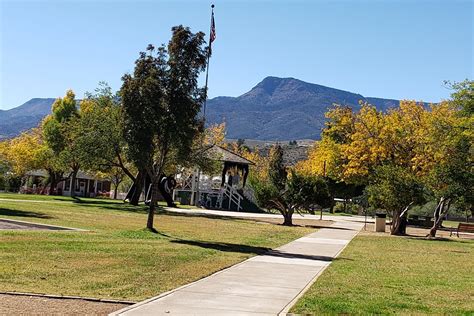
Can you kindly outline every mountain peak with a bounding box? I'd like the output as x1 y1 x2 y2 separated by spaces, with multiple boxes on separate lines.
206 76 401 140
1 77 403 141
252 76 302 95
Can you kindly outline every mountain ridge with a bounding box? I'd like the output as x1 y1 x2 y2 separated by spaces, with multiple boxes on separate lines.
204 76 401 140
1 77 408 140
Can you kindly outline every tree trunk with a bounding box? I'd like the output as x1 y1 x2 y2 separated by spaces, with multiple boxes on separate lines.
428 197 450 238
113 186 118 199
282 211 293 226
130 170 145 206
146 182 159 231
48 171 58 195
48 176 56 196
70 169 78 198
329 197 335 214
391 209 408 235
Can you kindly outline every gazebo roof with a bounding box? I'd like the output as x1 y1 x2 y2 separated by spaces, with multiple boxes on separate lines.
205 145 255 165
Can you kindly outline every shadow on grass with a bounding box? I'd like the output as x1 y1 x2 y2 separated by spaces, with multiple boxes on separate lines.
299 224 353 231
68 197 123 205
95 204 149 214
0 207 53 219
406 236 473 243
170 239 353 262
171 239 270 255
158 210 248 222
54 197 150 214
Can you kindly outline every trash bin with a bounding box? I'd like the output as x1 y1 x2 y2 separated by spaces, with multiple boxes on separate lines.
375 212 386 232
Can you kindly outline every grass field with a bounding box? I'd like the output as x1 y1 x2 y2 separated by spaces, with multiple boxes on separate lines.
291 232 474 315
0 193 313 301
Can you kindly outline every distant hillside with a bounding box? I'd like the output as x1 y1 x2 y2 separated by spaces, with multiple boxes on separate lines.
206 76 400 140
0 98 55 138
0 77 404 140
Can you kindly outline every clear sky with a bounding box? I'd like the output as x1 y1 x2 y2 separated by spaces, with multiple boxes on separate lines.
0 0 472 109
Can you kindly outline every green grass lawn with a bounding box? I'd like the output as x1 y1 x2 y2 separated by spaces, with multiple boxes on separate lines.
291 233 474 315
0 193 313 301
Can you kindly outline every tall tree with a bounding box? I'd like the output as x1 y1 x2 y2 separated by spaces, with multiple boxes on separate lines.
120 26 207 230
1 128 48 176
367 164 425 235
252 145 331 225
71 83 137 193
42 90 79 195
424 81 473 237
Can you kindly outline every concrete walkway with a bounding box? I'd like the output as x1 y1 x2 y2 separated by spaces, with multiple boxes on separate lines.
112 219 364 316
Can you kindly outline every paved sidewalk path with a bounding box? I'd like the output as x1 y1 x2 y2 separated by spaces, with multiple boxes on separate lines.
112 220 364 316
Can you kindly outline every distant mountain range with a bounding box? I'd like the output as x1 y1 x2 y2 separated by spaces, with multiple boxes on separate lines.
206 77 400 140
0 98 56 139
0 76 403 140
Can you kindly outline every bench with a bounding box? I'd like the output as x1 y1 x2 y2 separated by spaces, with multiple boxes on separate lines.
450 223 474 237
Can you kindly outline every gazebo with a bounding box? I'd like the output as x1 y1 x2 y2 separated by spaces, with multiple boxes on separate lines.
172 145 256 211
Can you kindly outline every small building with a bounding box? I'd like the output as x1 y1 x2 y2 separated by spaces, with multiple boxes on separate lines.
23 170 111 198
173 145 260 212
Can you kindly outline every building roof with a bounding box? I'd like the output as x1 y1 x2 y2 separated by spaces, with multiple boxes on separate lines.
205 145 255 165
26 170 108 181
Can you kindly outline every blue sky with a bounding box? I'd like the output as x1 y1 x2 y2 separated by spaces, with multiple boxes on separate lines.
0 0 472 109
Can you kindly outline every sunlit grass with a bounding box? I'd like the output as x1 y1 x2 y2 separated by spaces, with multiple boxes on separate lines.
291 233 474 314
0 193 313 300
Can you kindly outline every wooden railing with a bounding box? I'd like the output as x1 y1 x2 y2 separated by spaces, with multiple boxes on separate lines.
219 183 243 211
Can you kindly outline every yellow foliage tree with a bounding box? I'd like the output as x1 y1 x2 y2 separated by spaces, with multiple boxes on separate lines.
2 128 49 176
204 122 226 146
295 137 343 179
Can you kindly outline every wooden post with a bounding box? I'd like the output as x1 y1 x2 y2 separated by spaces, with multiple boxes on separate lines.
69 177 74 196
195 168 201 206
190 170 196 206
86 179 90 198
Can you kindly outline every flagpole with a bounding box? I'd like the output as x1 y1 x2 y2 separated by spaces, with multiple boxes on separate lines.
203 4 214 124
196 4 214 207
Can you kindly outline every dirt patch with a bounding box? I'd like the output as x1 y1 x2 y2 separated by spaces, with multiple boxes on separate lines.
0 294 130 315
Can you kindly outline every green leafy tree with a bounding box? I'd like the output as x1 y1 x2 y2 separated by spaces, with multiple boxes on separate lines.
425 136 473 237
367 164 425 235
120 26 207 230
42 90 79 195
269 145 287 191
252 145 331 225
423 81 473 237
71 83 137 192
446 79 473 116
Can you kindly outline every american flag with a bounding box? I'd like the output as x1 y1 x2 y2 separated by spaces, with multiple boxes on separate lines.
210 11 216 44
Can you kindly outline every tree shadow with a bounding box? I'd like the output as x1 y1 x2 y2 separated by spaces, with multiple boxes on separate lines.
405 236 473 243
95 204 149 214
301 224 353 231
171 239 270 255
57 198 150 214
69 197 124 206
0 207 53 219
158 210 248 222
266 249 337 262
170 239 353 262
